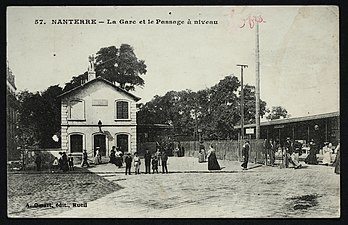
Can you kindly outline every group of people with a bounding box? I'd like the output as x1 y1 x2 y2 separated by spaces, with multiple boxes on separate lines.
51 152 74 172
109 146 169 175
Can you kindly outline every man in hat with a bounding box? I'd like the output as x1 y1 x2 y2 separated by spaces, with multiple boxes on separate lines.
144 149 152 174
241 140 250 170
81 150 90 167
124 152 132 175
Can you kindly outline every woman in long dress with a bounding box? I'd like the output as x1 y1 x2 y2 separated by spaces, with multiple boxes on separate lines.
322 142 332 165
115 148 123 168
207 145 221 170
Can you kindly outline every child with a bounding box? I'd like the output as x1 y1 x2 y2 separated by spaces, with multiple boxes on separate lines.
152 156 159 174
68 154 74 171
52 157 59 173
133 152 141 175
124 152 132 175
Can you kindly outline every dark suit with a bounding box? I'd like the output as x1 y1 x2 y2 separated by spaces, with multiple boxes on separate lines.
144 152 151 174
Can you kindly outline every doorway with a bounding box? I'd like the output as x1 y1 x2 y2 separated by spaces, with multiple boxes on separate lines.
94 134 106 156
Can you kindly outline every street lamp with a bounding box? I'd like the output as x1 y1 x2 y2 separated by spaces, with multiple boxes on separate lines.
98 120 103 133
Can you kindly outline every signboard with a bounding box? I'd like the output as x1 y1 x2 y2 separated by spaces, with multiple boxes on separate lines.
92 99 108 106
245 128 254 134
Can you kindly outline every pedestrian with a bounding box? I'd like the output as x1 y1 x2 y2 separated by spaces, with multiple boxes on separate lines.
52 157 59 173
207 145 221 170
35 153 42 171
61 152 69 172
241 140 250 170
199 141 206 162
161 151 169 173
284 137 293 168
269 139 275 166
305 139 318 165
115 147 123 168
133 152 141 174
198 149 205 163
124 152 132 175
152 156 159 174
58 152 63 170
155 148 162 166
144 149 152 174
94 147 100 165
81 150 90 167
68 154 74 171
333 144 340 174
109 146 116 164
322 142 332 165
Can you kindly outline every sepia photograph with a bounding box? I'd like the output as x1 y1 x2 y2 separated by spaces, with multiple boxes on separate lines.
6 6 340 218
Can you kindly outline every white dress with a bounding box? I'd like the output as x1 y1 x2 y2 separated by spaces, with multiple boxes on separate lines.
322 146 332 165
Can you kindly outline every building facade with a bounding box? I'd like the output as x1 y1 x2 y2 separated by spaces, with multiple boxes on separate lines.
7 61 19 160
59 68 140 160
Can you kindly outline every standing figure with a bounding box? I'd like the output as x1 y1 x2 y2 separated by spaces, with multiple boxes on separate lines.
109 146 116 165
161 151 169 173
241 140 250 170
94 147 100 165
152 156 159 174
115 147 123 168
198 149 205 163
284 137 293 168
58 152 63 170
35 153 42 171
68 154 74 171
133 152 141 174
269 139 275 166
144 149 152 174
61 152 69 172
207 145 221 170
322 142 332 165
81 150 90 167
333 144 340 174
155 149 162 166
124 153 132 175
305 140 319 165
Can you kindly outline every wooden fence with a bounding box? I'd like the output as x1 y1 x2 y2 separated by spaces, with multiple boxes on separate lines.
180 139 265 163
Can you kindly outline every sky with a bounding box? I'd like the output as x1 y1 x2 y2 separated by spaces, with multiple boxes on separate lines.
7 6 339 118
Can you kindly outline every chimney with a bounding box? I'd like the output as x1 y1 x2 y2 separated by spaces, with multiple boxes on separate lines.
87 54 96 81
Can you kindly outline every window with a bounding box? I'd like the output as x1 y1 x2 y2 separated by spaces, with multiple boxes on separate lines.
116 101 129 119
69 100 85 120
70 134 83 153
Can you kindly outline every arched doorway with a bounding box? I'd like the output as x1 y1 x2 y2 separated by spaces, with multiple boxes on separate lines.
116 133 129 153
70 134 83 153
94 134 106 156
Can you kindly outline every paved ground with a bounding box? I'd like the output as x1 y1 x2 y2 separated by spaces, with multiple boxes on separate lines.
49 157 340 218
7 167 121 218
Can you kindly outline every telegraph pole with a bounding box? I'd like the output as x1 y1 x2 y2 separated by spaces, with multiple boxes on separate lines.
237 64 248 141
255 22 261 139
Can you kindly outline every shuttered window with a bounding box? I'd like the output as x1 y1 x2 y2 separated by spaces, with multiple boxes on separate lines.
116 101 129 119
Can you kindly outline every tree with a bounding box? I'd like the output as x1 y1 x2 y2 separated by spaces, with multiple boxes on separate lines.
17 85 63 148
242 84 267 124
95 44 147 91
266 106 288 120
63 44 147 92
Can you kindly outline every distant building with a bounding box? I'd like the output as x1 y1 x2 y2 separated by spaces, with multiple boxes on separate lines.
58 59 141 160
235 111 340 146
7 61 19 160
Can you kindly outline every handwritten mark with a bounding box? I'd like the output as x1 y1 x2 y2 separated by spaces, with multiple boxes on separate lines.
240 15 266 29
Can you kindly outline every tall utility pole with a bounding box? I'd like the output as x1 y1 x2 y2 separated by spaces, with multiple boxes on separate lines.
255 22 261 139
237 64 248 140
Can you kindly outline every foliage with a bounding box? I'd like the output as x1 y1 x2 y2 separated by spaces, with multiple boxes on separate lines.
17 85 63 148
137 75 274 140
63 44 147 92
266 106 288 120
